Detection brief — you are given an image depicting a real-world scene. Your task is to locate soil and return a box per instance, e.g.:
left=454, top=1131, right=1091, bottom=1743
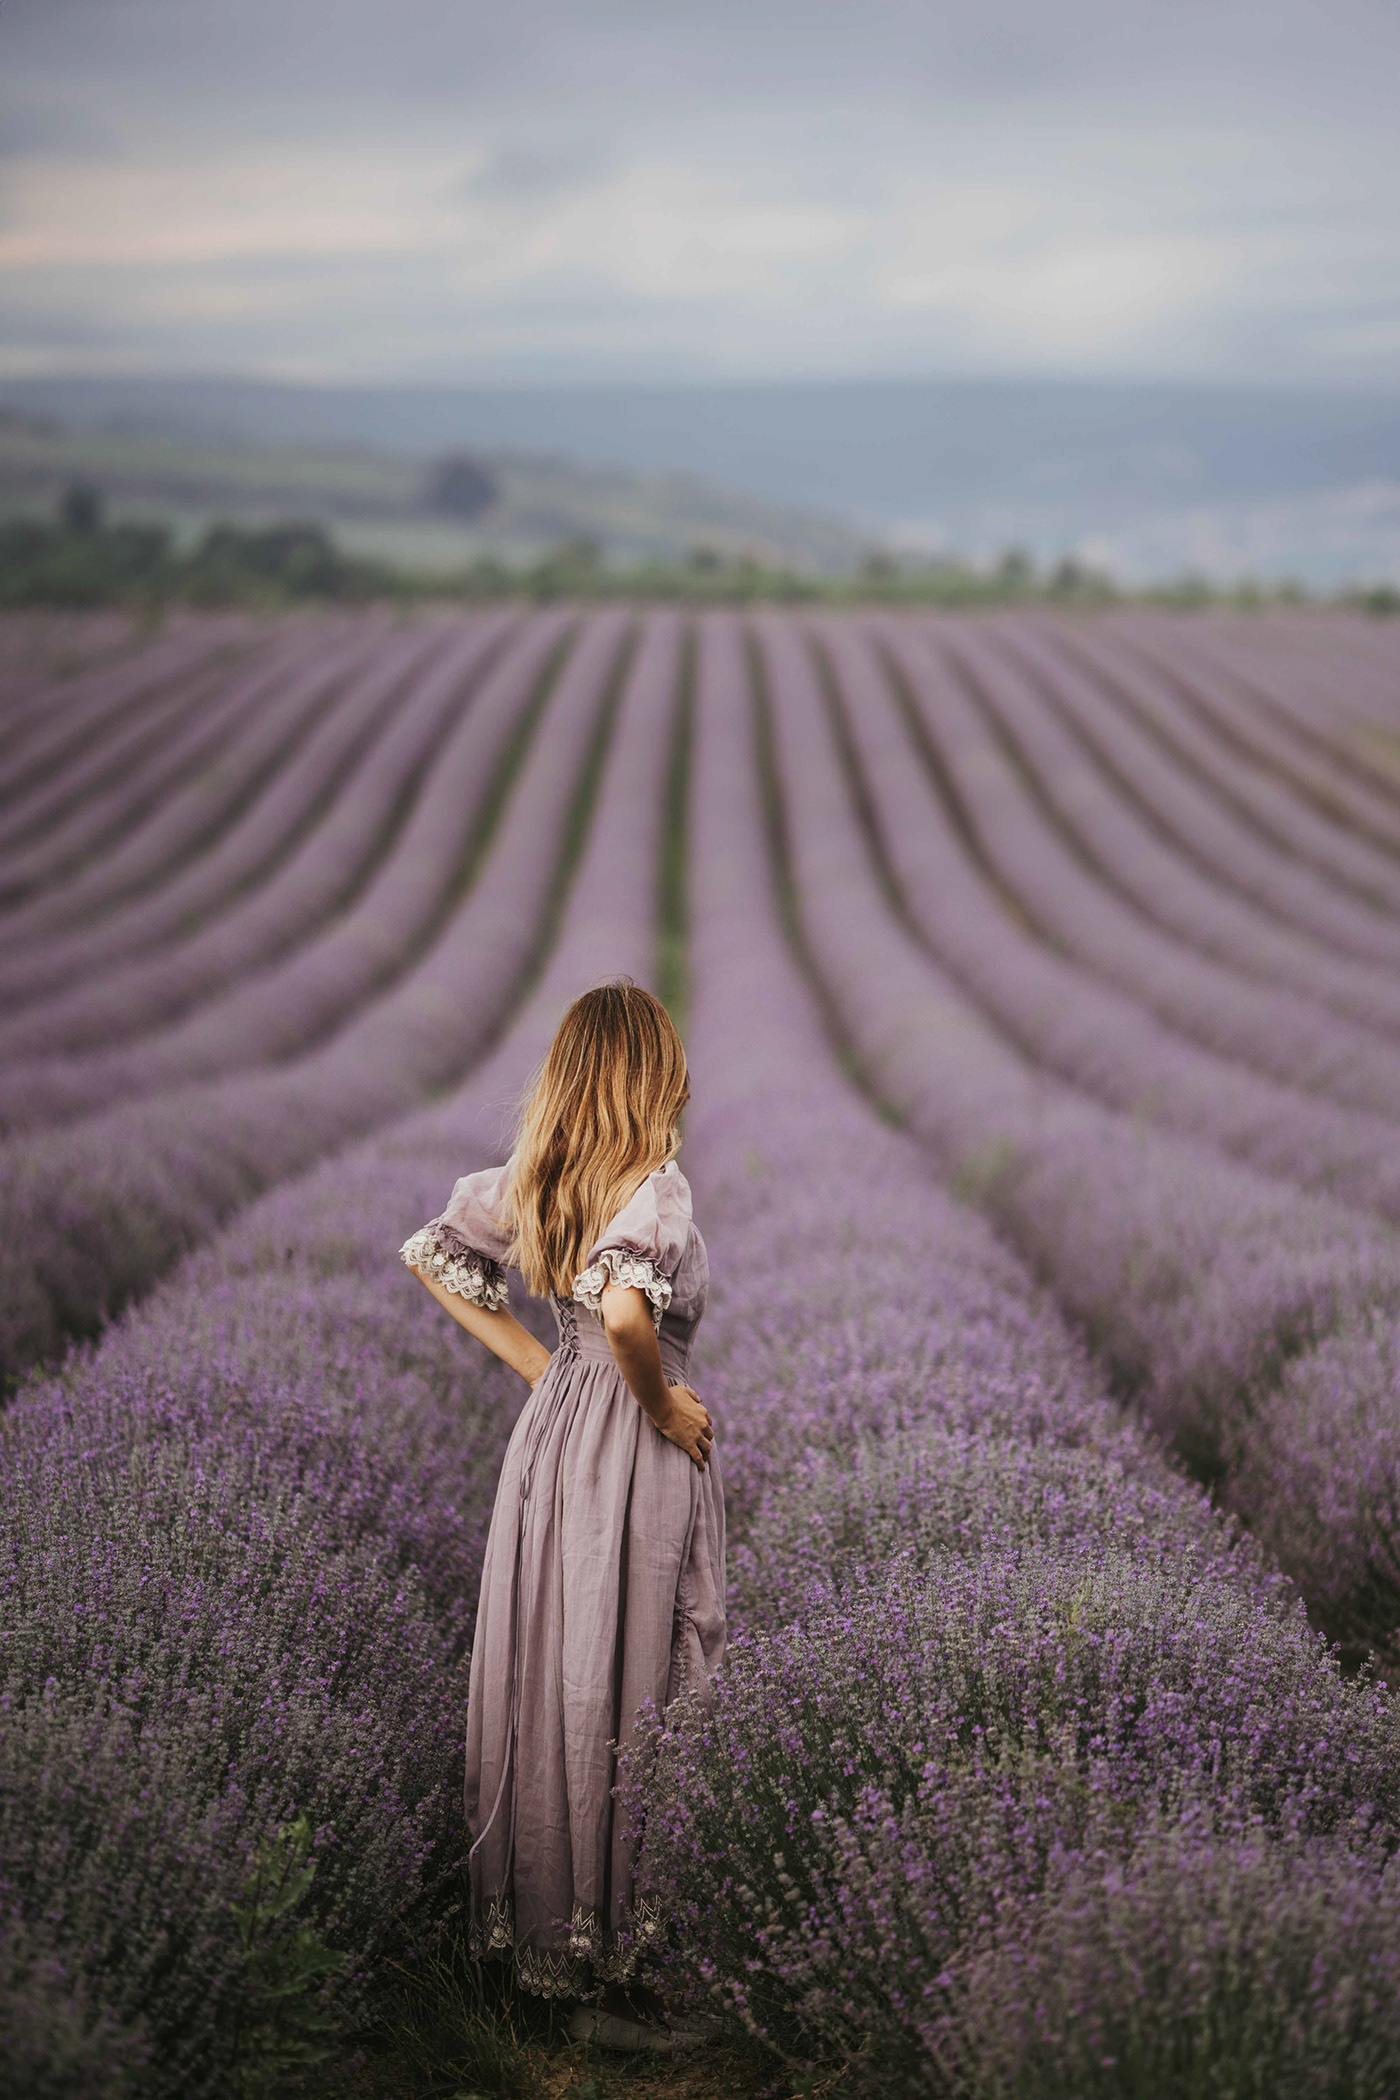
left=528, top=2030, right=789, bottom=2099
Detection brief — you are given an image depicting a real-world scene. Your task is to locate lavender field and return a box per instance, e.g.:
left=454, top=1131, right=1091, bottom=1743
left=6, top=602, right=1400, bottom=2095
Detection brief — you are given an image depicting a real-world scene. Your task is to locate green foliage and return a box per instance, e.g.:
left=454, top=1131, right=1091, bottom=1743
left=367, top=1946, right=540, bottom=2099
left=0, top=497, right=1376, bottom=609
left=1346, top=582, right=1400, bottom=616
left=422, top=453, right=499, bottom=521
left=0, top=510, right=395, bottom=609
left=188, top=521, right=394, bottom=605
left=227, top=1818, right=347, bottom=2100
left=60, top=480, right=106, bottom=535
left=0, top=515, right=173, bottom=607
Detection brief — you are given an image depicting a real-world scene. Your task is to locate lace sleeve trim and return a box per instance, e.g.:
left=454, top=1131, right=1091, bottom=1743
left=573, top=1249, right=672, bottom=1329
left=400, top=1219, right=509, bottom=1310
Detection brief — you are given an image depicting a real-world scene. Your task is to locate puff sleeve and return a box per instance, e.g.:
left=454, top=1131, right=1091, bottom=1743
left=572, top=1160, right=692, bottom=1330
left=399, top=1158, right=514, bottom=1311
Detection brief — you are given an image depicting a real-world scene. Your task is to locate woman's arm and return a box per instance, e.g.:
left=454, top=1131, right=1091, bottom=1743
left=409, top=1265, right=552, bottom=1388
left=601, top=1283, right=714, bottom=1472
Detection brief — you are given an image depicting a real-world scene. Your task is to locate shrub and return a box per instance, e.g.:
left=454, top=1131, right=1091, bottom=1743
left=621, top=1546, right=1398, bottom=2088
left=944, top=1824, right=1400, bottom=2100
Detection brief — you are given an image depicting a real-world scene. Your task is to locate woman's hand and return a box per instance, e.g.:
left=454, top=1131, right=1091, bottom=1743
left=600, top=1283, right=716, bottom=1473
left=658, top=1383, right=715, bottom=1472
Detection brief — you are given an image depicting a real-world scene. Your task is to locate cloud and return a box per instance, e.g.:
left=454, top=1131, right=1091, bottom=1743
left=464, top=141, right=617, bottom=204
left=1, top=0, right=1398, bottom=385
left=0, top=146, right=468, bottom=270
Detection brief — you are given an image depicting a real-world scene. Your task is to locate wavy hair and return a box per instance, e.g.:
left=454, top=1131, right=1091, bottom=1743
left=504, top=979, right=689, bottom=1298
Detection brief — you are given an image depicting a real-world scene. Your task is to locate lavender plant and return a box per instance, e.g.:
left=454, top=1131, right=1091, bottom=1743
left=1229, top=1316, right=1400, bottom=1660
left=0, top=621, right=290, bottom=908
left=8, top=603, right=1400, bottom=2099
left=912, top=619, right=1400, bottom=1085
left=0, top=617, right=253, bottom=836
left=621, top=1546, right=1398, bottom=2083
left=756, top=611, right=1400, bottom=1626
left=820, top=616, right=1400, bottom=1225
left=731, top=1424, right=1265, bottom=1636
left=942, top=1820, right=1400, bottom=2100
left=1120, top=612, right=1400, bottom=873
left=0, top=613, right=250, bottom=811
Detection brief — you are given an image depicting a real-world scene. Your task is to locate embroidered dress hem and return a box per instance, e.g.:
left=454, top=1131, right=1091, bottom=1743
left=468, top=1889, right=666, bottom=1998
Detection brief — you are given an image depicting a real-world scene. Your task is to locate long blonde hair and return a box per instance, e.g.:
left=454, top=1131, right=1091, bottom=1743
left=504, top=980, right=689, bottom=1298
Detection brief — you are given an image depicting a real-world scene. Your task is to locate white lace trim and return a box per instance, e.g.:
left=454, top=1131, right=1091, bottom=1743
left=399, top=1220, right=509, bottom=1310
left=573, top=1249, right=671, bottom=1329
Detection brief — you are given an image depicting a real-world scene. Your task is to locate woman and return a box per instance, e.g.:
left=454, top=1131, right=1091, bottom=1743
left=400, top=981, right=726, bottom=2053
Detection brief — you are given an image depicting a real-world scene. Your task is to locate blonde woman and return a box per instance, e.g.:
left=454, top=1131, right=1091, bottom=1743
left=400, top=981, right=725, bottom=2053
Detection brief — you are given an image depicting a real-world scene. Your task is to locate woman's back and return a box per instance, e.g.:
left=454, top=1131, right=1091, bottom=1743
left=398, top=983, right=724, bottom=2014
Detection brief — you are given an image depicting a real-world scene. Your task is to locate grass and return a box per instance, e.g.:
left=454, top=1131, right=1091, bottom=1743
left=288, top=1945, right=787, bottom=2100
left=654, top=624, right=694, bottom=1034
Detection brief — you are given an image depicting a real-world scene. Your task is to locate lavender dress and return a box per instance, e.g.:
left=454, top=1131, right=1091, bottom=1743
left=399, top=1158, right=726, bottom=1996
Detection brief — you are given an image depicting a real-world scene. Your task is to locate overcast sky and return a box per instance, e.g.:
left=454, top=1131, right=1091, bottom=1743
left=2, top=0, right=1397, bottom=390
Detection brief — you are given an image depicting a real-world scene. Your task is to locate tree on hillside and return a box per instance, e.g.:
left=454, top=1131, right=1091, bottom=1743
left=422, top=454, right=499, bottom=520
left=60, top=481, right=105, bottom=534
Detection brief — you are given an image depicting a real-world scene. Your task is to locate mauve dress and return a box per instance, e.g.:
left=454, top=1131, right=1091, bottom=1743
left=399, top=1157, right=726, bottom=1997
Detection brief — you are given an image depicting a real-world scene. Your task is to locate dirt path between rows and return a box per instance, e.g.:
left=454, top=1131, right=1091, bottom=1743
left=530, top=2039, right=781, bottom=2098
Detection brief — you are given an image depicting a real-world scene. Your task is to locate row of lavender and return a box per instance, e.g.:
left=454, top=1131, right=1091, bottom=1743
left=621, top=616, right=1400, bottom=2096
left=752, top=614, right=1400, bottom=1663
left=0, top=614, right=635, bottom=1385
left=818, top=616, right=1400, bottom=1218
left=0, top=616, right=422, bottom=1005
left=0, top=614, right=281, bottom=913
left=1120, top=612, right=1400, bottom=867
left=5, top=607, right=1400, bottom=2091
left=877, top=620, right=1400, bottom=1089
left=2, top=599, right=1398, bottom=1412
left=0, top=616, right=520, bottom=1061
left=0, top=608, right=148, bottom=715
left=7, top=601, right=1400, bottom=1644
left=0, top=615, right=679, bottom=2092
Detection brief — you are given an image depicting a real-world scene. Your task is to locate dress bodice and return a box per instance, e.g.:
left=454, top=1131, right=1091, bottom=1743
left=549, top=1223, right=708, bottom=1383
left=400, top=1158, right=707, bottom=1384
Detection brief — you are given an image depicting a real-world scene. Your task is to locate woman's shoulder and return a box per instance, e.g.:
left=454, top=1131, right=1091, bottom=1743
left=648, top=1157, right=691, bottom=1202
left=444, top=1155, right=513, bottom=1212
left=592, top=1158, right=693, bottom=1256
left=574, top=1160, right=697, bottom=1322
left=399, top=1156, right=513, bottom=1303
left=635, top=1158, right=693, bottom=1226
left=431, top=1157, right=514, bottom=1253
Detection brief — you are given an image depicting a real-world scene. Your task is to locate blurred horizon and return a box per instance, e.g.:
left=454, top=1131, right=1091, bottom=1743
left=6, top=368, right=1399, bottom=586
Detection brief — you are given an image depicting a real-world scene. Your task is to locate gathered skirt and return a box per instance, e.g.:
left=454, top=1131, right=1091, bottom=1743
left=463, top=1311, right=727, bottom=1996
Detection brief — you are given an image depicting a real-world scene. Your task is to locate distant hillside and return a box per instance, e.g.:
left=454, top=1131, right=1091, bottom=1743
left=3, top=372, right=1400, bottom=585
left=0, top=408, right=868, bottom=576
